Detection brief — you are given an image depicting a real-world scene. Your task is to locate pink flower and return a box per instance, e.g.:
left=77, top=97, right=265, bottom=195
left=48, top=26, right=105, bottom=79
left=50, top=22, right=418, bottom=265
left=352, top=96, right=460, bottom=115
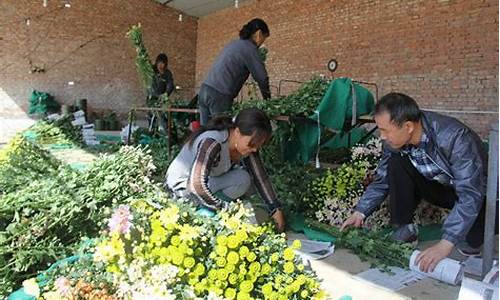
left=108, top=205, right=133, bottom=234
left=54, top=276, right=71, bottom=297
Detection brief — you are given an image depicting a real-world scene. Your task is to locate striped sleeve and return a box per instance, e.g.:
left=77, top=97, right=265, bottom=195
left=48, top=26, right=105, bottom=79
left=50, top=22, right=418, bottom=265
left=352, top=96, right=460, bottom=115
left=243, top=152, right=282, bottom=215
left=187, top=138, right=223, bottom=210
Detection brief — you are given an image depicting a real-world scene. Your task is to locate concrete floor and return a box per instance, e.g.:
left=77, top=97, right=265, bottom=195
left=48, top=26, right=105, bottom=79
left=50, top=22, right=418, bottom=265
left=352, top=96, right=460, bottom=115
left=0, top=116, right=35, bottom=146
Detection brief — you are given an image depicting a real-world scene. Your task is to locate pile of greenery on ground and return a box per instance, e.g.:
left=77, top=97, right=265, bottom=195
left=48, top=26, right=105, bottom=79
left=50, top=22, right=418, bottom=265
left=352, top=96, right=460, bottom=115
left=0, top=136, right=61, bottom=195
left=234, top=76, right=330, bottom=116
left=308, top=219, right=415, bottom=270
left=0, top=139, right=162, bottom=297
left=25, top=116, right=83, bottom=147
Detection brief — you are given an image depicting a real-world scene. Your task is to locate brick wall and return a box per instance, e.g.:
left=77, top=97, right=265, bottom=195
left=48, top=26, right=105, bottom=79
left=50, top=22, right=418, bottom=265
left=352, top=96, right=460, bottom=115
left=0, top=0, right=197, bottom=120
left=196, top=0, right=498, bottom=137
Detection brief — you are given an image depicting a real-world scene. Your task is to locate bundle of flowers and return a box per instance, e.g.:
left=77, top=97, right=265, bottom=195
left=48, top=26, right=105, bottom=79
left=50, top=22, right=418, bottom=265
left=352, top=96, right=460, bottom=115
left=305, top=138, right=448, bottom=229
left=26, top=199, right=326, bottom=300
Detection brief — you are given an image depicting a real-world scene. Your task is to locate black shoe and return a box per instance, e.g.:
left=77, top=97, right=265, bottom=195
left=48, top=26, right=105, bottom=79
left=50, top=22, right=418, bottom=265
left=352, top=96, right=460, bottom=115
left=391, top=223, right=419, bottom=245
left=457, top=241, right=482, bottom=256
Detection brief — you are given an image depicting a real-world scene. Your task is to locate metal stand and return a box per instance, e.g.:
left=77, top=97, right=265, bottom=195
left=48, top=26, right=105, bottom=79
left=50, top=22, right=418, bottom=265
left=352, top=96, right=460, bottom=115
left=483, top=123, right=499, bottom=278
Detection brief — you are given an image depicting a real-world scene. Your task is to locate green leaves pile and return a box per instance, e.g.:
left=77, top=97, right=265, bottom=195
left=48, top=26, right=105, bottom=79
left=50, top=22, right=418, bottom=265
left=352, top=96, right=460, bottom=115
left=0, top=137, right=160, bottom=297
left=25, top=116, right=82, bottom=147
left=126, top=23, right=154, bottom=92
left=308, top=220, right=415, bottom=270
left=234, top=76, right=330, bottom=116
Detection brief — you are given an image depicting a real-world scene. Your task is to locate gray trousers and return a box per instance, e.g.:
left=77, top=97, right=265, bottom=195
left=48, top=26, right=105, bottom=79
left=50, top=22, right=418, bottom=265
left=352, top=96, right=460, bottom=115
left=170, top=168, right=251, bottom=201
left=208, top=168, right=251, bottom=199
left=198, top=84, right=234, bottom=125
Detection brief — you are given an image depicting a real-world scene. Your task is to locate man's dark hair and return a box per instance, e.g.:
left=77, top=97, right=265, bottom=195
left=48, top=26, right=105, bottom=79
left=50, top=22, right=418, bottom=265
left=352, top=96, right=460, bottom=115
left=374, top=93, right=422, bottom=127
left=239, top=18, right=270, bottom=39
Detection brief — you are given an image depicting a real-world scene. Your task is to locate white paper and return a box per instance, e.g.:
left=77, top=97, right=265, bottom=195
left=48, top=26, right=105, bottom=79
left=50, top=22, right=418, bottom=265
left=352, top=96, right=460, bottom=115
left=483, top=265, right=499, bottom=285
left=71, top=117, right=86, bottom=126
left=73, top=110, right=85, bottom=118
left=47, top=113, right=62, bottom=121
left=458, top=277, right=497, bottom=300
left=355, top=267, right=424, bottom=291
left=82, top=129, right=95, bottom=136
left=287, top=239, right=335, bottom=260
left=409, top=250, right=463, bottom=285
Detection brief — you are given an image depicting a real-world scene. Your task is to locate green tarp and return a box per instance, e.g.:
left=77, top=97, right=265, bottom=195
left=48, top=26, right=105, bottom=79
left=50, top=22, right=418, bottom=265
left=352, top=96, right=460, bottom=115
left=286, top=78, right=375, bottom=163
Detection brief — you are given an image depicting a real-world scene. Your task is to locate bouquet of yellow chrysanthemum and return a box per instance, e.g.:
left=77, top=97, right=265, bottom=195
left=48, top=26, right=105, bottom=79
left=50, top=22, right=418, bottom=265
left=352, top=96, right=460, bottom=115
left=29, top=198, right=327, bottom=300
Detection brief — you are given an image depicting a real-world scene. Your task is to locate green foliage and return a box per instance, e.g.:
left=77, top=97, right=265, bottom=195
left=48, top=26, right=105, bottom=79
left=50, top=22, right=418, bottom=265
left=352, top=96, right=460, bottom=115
left=126, top=24, right=154, bottom=92
left=0, top=145, right=160, bottom=297
left=308, top=219, right=415, bottom=270
left=26, top=117, right=83, bottom=146
left=0, top=136, right=62, bottom=195
left=234, top=76, right=330, bottom=116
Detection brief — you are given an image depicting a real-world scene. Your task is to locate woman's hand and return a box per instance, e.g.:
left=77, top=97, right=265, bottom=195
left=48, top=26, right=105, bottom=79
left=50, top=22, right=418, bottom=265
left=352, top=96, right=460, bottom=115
left=272, top=209, right=286, bottom=233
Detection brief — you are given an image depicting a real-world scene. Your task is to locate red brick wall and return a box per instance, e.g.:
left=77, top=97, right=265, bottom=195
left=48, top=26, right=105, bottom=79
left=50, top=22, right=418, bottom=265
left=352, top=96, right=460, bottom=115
left=0, top=0, right=197, bottom=120
left=196, top=0, right=498, bottom=137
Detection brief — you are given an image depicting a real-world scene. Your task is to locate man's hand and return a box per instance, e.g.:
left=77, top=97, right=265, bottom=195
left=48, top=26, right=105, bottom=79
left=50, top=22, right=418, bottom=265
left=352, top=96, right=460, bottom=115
left=272, top=209, right=285, bottom=233
left=341, top=211, right=365, bottom=231
left=414, top=239, right=454, bottom=273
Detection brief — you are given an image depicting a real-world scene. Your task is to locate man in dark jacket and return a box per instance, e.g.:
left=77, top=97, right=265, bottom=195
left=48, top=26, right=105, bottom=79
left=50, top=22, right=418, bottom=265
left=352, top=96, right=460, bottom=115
left=342, top=92, right=488, bottom=273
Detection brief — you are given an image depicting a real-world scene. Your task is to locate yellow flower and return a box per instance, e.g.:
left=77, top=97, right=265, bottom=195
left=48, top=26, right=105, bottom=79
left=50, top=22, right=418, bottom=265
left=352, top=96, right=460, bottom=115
left=283, top=248, right=295, bottom=261
left=183, top=257, right=196, bottom=269
left=225, top=288, right=237, bottom=299
left=283, top=262, right=294, bottom=273
left=216, top=235, right=228, bottom=246
left=216, top=245, right=228, bottom=256
left=22, top=278, right=39, bottom=298
left=239, top=280, right=254, bottom=293
left=246, top=252, right=257, bottom=262
left=292, top=239, right=302, bottom=250
left=297, top=264, right=305, bottom=271
left=170, top=235, right=181, bottom=246
left=249, top=262, right=261, bottom=274
left=236, top=292, right=251, bottom=300
left=217, top=269, right=229, bottom=281
left=261, top=263, right=272, bottom=275
left=235, top=229, right=248, bottom=241
left=270, top=253, right=279, bottom=263
left=178, top=224, right=200, bottom=241
left=208, top=269, right=218, bottom=280
left=225, top=263, right=236, bottom=273
left=228, top=273, right=238, bottom=285
left=227, top=235, right=240, bottom=249
left=227, top=251, right=239, bottom=265
left=313, top=290, right=327, bottom=300
left=262, top=282, right=273, bottom=296
left=194, top=263, right=206, bottom=276
left=216, top=257, right=226, bottom=267
left=159, top=205, right=179, bottom=227
left=171, top=251, right=184, bottom=266
left=239, top=246, right=250, bottom=258
left=301, top=290, right=309, bottom=298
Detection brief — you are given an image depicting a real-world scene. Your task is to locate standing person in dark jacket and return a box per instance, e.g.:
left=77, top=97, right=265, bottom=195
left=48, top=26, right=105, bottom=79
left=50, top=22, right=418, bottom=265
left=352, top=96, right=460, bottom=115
left=147, top=53, right=174, bottom=132
left=198, top=18, right=271, bottom=125
left=148, top=53, right=175, bottom=106
left=341, top=93, right=489, bottom=273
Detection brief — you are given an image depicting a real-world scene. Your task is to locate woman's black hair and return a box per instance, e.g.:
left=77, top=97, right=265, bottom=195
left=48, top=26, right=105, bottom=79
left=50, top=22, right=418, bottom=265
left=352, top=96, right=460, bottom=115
left=153, top=53, right=168, bottom=72
left=239, top=18, right=270, bottom=40
left=187, top=108, right=272, bottom=148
